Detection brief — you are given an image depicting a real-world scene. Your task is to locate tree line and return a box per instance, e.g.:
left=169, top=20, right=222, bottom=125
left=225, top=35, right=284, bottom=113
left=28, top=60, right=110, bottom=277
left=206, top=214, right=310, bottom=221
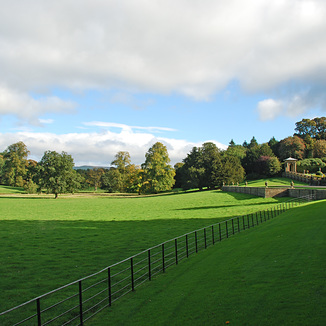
left=1, top=117, right=326, bottom=197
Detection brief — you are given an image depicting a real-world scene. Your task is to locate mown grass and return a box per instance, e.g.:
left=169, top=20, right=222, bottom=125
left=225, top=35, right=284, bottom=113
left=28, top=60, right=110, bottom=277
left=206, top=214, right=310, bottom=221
left=91, top=200, right=326, bottom=326
left=240, top=177, right=308, bottom=187
left=0, top=185, right=25, bottom=194
left=0, top=190, right=287, bottom=313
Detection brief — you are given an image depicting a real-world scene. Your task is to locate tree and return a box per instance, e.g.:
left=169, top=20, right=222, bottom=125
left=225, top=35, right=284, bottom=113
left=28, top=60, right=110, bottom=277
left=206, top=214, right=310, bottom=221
left=201, top=142, right=223, bottom=189
left=295, top=117, right=326, bottom=140
left=87, top=168, right=105, bottom=191
left=248, top=136, right=258, bottom=149
left=219, top=154, right=245, bottom=185
left=173, top=162, right=184, bottom=189
left=111, top=151, right=131, bottom=172
left=296, top=158, right=326, bottom=173
left=266, top=156, right=282, bottom=176
left=110, top=151, right=132, bottom=192
left=0, top=154, right=4, bottom=184
left=268, top=137, right=279, bottom=157
left=141, top=142, right=175, bottom=193
left=224, top=144, right=247, bottom=160
left=101, top=168, right=123, bottom=193
left=123, top=165, right=143, bottom=194
left=295, top=118, right=317, bottom=138
left=278, top=136, right=306, bottom=160
left=180, top=146, right=205, bottom=190
left=2, top=141, right=29, bottom=186
left=228, top=139, right=236, bottom=147
left=313, top=140, right=326, bottom=158
left=37, top=151, right=81, bottom=198
left=256, top=156, right=281, bottom=177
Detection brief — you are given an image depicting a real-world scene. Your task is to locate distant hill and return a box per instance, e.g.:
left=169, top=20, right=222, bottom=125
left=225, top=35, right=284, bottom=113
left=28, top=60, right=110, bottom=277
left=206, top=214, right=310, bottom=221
left=74, top=165, right=110, bottom=170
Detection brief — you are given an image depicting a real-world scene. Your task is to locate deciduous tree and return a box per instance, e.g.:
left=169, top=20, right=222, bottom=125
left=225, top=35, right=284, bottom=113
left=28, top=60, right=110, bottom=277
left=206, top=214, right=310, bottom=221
left=278, top=136, right=306, bottom=160
left=313, top=140, right=326, bottom=158
left=37, top=151, right=81, bottom=198
left=141, top=142, right=175, bottom=193
left=2, top=141, right=29, bottom=186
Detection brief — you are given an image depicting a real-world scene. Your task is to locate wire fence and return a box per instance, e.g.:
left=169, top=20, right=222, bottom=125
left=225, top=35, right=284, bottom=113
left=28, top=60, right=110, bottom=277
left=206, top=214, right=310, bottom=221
left=0, top=194, right=314, bottom=326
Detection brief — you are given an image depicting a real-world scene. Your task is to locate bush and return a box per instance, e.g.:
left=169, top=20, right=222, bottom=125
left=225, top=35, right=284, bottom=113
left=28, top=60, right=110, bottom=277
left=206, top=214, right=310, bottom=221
left=24, top=179, right=38, bottom=194
left=297, top=158, right=326, bottom=173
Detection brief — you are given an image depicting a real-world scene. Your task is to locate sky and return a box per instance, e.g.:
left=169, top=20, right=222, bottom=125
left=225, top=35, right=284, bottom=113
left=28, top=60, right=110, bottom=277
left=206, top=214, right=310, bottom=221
left=1, top=0, right=326, bottom=166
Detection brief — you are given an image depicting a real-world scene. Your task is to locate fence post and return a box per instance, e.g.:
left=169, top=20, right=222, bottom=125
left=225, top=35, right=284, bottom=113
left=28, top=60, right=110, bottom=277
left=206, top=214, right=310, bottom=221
left=232, top=219, right=235, bottom=234
left=175, top=239, right=178, bottom=265
left=36, top=298, right=41, bottom=326
left=131, top=258, right=135, bottom=291
left=195, top=231, right=198, bottom=252
left=247, top=215, right=250, bottom=229
left=148, top=249, right=151, bottom=281
left=79, top=281, right=83, bottom=326
left=251, top=214, right=254, bottom=227
left=237, top=217, right=240, bottom=232
left=162, top=243, right=165, bottom=273
left=204, top=228, right=207, bottom=249
left=108, top=267, right=112, bottom=306
left=186, top=234, right=189, bottom=257
left=256, top=212, right=258, bottom=225
left=226, top=221, right=229, bottom=238
left=212, top=225, right=215, bottom=244
left=219, top=223, right=222, bottom=241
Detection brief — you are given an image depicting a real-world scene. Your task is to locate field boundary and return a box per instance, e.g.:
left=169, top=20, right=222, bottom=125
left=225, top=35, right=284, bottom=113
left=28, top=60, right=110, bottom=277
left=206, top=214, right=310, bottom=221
left=0, top=195, right=314, bottom=326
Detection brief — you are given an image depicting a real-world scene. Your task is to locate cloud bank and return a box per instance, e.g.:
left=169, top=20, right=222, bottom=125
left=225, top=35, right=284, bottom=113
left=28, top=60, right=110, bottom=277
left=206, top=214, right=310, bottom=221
left=0, top=124, right=227, bottom=166
left=1, top=0, right=326, bottom=121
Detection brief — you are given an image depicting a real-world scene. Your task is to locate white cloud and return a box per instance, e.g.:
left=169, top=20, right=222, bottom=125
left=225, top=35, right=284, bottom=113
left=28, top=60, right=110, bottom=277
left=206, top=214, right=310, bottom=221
left=39, top=119, right=54, bottom=124
left=0, top=127, right=227, bottom=166
left=258, top=85, right=326, bottom=120
left=1, top=1, right=326, bottom=96
left=257, top=99, right=284, bottom=121
left=1, top=0, right=326, bottom=121
left=83, top=121, right=177, bottom=133
left=0, top=86, right=76, bottom=124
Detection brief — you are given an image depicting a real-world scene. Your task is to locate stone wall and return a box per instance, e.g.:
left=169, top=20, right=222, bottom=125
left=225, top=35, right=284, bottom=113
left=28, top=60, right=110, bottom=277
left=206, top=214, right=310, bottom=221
left=222, top=186, right=326, bottom=200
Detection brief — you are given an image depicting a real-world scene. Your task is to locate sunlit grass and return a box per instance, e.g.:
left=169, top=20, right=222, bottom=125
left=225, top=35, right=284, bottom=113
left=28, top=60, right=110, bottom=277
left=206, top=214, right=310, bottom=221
left=0, top=190, right=287, bottom=312
left=91, top=200, right=326, bottom=326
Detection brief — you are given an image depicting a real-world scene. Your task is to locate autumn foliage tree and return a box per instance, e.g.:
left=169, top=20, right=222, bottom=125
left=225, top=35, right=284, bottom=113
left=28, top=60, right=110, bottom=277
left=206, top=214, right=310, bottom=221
left=278, top=136, right=306, bottom=160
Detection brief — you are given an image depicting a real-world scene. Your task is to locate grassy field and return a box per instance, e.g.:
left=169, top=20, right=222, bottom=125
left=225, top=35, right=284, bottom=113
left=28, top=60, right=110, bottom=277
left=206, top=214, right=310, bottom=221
left=0, top=190, right=288, bottom=313
left=91, top=200, right=326, bottom=326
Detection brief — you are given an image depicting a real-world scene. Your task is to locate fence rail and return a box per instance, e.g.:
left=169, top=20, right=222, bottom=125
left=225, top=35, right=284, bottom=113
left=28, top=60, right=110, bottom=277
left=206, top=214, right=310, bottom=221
left=0, top=195, right=314, bottom=326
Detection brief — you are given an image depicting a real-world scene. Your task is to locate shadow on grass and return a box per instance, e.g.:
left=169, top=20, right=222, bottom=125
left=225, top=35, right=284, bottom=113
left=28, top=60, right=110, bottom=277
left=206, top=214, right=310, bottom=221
left=175, top=201, right=284, bottom=211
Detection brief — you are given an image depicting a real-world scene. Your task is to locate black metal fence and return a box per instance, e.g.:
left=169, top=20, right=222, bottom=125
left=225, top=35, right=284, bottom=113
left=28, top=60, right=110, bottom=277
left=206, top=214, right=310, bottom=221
left=0, top=195, right=314, bottom=326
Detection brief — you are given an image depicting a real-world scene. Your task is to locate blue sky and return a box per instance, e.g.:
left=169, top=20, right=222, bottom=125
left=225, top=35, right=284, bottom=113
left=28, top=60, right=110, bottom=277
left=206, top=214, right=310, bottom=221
left=1, top=1, right=326, bottom=166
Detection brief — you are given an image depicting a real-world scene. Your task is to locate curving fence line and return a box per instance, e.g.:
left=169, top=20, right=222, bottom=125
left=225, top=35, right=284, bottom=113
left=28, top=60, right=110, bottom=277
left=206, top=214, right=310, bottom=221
left=0, top=195, right=314, bottom=326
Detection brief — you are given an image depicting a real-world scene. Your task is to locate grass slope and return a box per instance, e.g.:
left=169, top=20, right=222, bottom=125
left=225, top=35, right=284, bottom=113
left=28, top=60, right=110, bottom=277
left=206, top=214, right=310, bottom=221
left=91, top=200, right=326, bottom=326
left=0, top=191, right=286, bottom=312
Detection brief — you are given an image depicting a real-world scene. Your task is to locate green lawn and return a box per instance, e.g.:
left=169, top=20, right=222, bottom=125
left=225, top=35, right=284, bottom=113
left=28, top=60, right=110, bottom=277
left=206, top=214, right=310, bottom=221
left=0, top=190, right=287, bottom=314
left=0, top=185, right=25, bottom=194
left=240, top=177, right=308, bottom=187
left=91, top=200, right=326, bottom=326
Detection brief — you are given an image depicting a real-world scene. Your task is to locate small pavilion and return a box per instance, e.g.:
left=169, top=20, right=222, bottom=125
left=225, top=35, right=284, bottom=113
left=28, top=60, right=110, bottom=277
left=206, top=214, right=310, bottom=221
left=284, top=157, right=298, bottom=173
